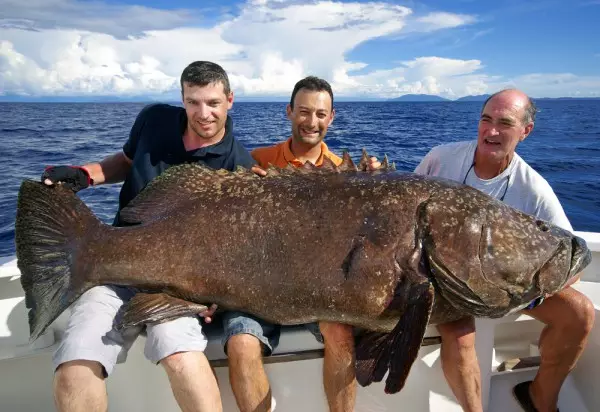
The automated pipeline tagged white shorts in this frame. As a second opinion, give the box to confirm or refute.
[53,285,208,376]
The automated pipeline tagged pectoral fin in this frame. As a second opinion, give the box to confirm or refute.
[355,280,434,394]
[385,281,434,393]
[117,293,208,330]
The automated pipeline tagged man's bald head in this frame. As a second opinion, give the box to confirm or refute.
[482,89,537,125]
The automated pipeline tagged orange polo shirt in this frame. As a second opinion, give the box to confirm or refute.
[251,138,343,169]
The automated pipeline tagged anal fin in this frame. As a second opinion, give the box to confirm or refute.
[117,293,209,330]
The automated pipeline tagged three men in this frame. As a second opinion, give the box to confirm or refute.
[42,63,592,412]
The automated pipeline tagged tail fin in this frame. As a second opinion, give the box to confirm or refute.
[15,180,102,341]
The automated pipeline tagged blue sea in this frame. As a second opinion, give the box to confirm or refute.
[1,100,599,258]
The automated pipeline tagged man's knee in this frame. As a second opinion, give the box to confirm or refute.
[319,322,354,350]
[558,292,595,336]
[533,288,595,336]
[160,351,200,373]
[438,318,476,352]
[580,296,596,335]
[227,334,263,363]
[55,360,105,388]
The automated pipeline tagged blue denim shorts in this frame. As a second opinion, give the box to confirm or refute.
[525,296,545,310]
[222,311,281,356]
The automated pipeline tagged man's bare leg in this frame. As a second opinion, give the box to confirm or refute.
[319,322,356,412]
[54,360,107,412]
[228,334,272,412]
[438,317,483,412]
[161,351,222,412]
[523,286,594,412]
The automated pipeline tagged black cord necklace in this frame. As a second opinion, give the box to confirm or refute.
[462,162,511,201]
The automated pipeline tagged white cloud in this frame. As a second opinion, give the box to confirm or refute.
[488,73,600,98]
[331,56,493,98]
[402,57,483,78]
[3,0,466,98]
[0,26,240,96]
[414,12,477,31]
[218,1,413,95]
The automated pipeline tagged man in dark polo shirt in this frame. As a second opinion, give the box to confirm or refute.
[41,61,253,412]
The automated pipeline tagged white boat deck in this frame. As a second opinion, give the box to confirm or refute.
[0,231,599,411]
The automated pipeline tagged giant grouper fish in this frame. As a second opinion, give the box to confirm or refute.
[15,152,591,394]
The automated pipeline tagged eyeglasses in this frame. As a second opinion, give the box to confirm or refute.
[462,162,511,201]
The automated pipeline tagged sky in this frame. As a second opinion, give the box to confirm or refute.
[0,0,599,100]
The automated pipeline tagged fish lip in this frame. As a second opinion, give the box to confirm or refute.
[568,235,592,280]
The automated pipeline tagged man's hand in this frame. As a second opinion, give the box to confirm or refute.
[41,166,93,192]
[251,165,267,177]
[199,303,218,324]
[367,157,382,170]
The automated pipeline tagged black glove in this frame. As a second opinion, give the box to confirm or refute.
[41,166,93,192]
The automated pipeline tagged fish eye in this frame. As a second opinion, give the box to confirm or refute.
[536,220,550,232]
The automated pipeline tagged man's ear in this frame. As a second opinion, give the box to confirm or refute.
[521,122,534,141]
[227,91,234,109]
[329,108,336,126]
[286,104,293,120]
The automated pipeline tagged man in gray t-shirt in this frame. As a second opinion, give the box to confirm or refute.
[414,89,594,412]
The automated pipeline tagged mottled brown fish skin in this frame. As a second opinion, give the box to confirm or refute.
[15,162,590,343]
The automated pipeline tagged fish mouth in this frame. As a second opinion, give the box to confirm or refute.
[568,235,592,280]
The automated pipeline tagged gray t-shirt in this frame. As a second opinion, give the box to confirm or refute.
[414,140,573,231]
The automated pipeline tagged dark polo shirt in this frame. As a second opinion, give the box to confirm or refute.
[114,103,255,226]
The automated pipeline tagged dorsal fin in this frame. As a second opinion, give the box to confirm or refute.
[118,150,393,225]
[321,156,337,171]
[358,148,370,171]
[297,161,318,174]
[264,163,281,176]
[302,161,317,170]
[382,154,390,170]
[339,151,357,172]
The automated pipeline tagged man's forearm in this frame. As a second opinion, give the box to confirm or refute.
[82,152,132,186]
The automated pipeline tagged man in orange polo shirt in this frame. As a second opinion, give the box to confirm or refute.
[252,77,357,170]
[225,76,379,412]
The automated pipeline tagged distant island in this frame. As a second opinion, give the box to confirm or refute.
[387,94,600,102]
[455,94,490,102]
[389,94,449,102]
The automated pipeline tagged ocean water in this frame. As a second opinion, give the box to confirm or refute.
[1,100,599,258]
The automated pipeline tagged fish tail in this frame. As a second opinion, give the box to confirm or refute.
[15,180,103,341]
